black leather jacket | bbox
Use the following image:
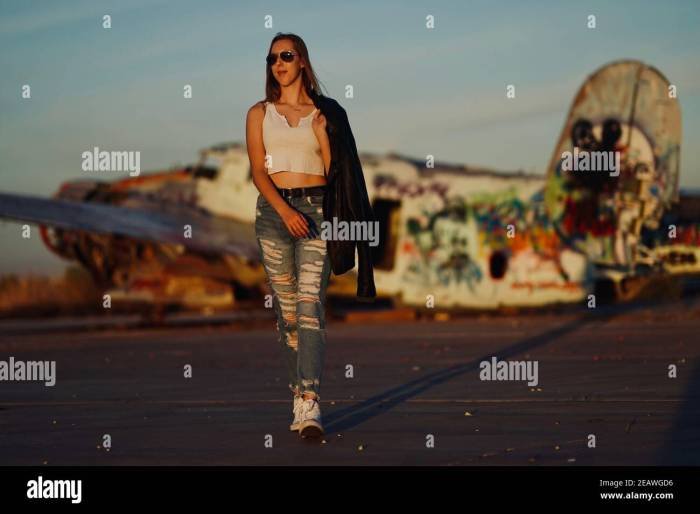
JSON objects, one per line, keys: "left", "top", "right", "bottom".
{"left": 313, "top": 93, "right": 377, "bottom": 301}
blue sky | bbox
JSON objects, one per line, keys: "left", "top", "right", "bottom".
{"left": 1, "top": 0, "right": 699, "bottom": 274}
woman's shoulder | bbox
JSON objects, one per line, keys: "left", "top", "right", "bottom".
{"left": 247, "top": 99, "right": 269, "bottom": 119}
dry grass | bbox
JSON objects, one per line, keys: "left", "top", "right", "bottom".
{"left": 0, "top": 266, "right": 101, "bottom": 318}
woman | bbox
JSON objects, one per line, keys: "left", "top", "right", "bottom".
{"left": 245, "top": 33, "right": 334, "bottom": 438}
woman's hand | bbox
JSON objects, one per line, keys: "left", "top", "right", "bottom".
{"left": 278, "top": 204, "right": 310, "bottom": 238}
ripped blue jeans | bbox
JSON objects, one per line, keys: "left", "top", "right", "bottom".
{"left": 255, "top": 190, "right": 332, "bottom": 401}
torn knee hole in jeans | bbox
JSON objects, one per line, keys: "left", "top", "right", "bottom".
{"left": 276, "top": 320, "right": 299, "bottom": 351}
{"left": 303, "top": 239, "right": 327, "bottom": 255}
{"left": 298, "top": 259, "right": 325, "bottom": 297}
{"left": 285, "top": 330, "right": 299, "bottom": 350}
{"left": 270, "top": 271, "right": 295, "bottom": 286}
{"left": 259, "top": 238, "right": 284, "bottom": 266}
{"left": 274, "top": 288, "right": 297, "bottom": 324}
{"left": 298, "top": 314, "right": 321, "bottom": 330}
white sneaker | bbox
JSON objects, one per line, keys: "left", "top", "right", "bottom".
{"left": 289, "top": 395, "right": 303, "bottom": 431}
{"left": 298, "top": 397, "right": 324, "bottom": 438}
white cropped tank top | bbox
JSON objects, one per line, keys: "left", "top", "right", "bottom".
{"left": 262, "top": 101, "right": 325, "bottom": 176}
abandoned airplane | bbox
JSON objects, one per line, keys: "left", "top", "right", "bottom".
{"left": 0, "top": 60, "right": 697, "bottom": 311}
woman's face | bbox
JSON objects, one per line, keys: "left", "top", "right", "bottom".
{"left": 269, "top": 40, "right": 303, "bottom": 86}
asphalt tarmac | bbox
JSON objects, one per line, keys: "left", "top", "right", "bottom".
{"left": 1, "top": 297, "right": 698, "bottom": 465}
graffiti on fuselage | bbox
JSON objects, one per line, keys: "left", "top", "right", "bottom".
{"left": 548, "top": 116, "right": 662, "bottom": 266}
{"left": 544, "top": 60, "right": 681, "bottom": 269}
{"left": 363, "top": 62, "right": 682, "bottom": 307}
{"left": 403, "top": 196, "right": 483, "bottom": 291}
{"left": 395, "top": 183, "right": 577, "bottom": 296}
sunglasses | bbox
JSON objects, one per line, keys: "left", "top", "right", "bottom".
{"left": 266, "top": 50, "right": 297, "bottom": 66}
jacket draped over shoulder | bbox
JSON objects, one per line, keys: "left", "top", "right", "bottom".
{"left": 313, "top": 94, "right": 377, "bottom": 301}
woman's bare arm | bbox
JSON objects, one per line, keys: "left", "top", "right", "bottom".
{"left": 312, "top": 111, "right": 331, "bottom": 176}
{"left": 246, "top": 103, "right": 289, "bottom": 213}
{"left": 246, "top": 102, "right": 309, "bottom": 237}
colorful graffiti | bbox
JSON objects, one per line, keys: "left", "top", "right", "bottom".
{"left": 403, "top": 197, "right": 483, "bottom": 291}
{"left": 400, "top": 186, "right": 583, "bottom": 300}
{"left": 371, "top": 61, "right": 684, "bottom": 308}
{"left": 544, "top": 60, "right": 681, "bottom": 269}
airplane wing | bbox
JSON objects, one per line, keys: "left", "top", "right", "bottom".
{"left": 0, "top": 191, "right": 260, "bottom": 262}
